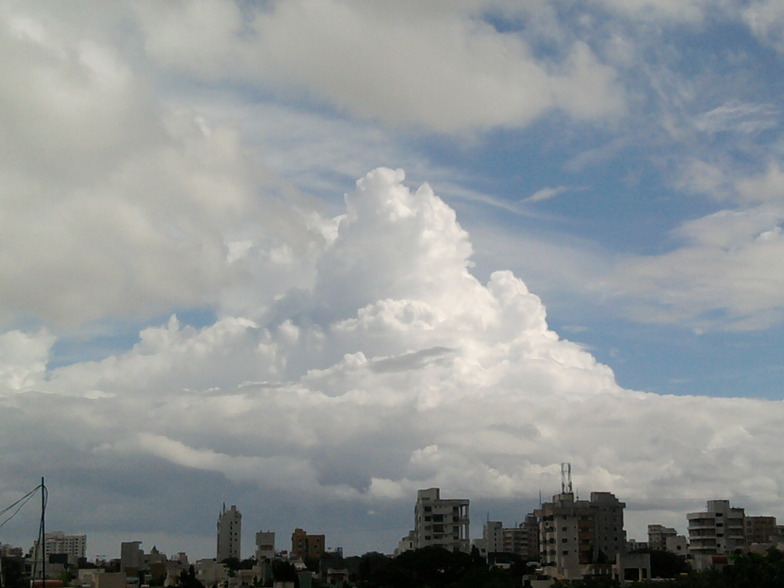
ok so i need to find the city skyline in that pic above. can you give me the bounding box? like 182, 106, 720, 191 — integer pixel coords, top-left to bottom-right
1, 0, 784, 561
1, 481, 779, 562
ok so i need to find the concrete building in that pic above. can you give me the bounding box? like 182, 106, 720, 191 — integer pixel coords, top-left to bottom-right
39, 532, 86, 564
614, 552, 651, 585
413, 488, 470, 552
522, 513, 540, 560
394, 530, 415, 556
217, 504, 242, 562
256, 531, 276, 561
536, 491, 627, 581
195, 558, 228, 586
687, 499, 746, 559
290, 528, 325, 559
474, 518, 538, 562
476, 521, 503, 558
591, 492, 627, 561
666, 534, 689, 557
500, 526, 529, 557
745, 516, 777, 545
648, 524, 678, 551
537, 492, 594, 581
626, 539, 648, 552
120, 541, 143, 572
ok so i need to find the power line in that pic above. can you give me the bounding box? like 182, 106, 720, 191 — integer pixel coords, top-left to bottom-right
1, 480, 47, 588
0, 484, 41, 529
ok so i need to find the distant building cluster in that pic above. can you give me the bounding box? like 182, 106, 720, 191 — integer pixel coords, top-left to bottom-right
3, 469, 784, 587
390, 466, 784, 584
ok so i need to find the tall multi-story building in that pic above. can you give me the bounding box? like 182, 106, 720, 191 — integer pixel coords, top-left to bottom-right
120, 541, 143, 572
478, 521, 503, 556
536, 491, 627, 581
500, 526, 528, 557
648, 524, 678, 551
537, 492, 595, 580
522, 513, 540, 560
687, 499, 745, 559
413, 488, 470, 552
216, 504, 242, 562
290, 528, 325, 559
591, 492, 627, 561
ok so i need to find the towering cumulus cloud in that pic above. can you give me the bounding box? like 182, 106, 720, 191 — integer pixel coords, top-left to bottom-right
3, 168, 783, 553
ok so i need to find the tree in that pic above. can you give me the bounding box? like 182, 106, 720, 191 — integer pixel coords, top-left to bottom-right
179, 565, 206, 588
271, 560, 298, 586
1, 557, 27, 588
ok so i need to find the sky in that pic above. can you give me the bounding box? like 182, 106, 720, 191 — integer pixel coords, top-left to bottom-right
1, 0, 784, 561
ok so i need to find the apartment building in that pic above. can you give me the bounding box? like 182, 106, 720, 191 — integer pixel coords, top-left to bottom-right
255, 531, 276, 561
745, 516, 777, 545
687, 499, 745, 558
591, 492, 627, 561
216, 504, 242, 562
413, 488, 470, 552
32, 531, 86, 565
647, 524, 677, 551
536, 491, 627, 581
537, 492, 595, 580
290, 528, 325, 559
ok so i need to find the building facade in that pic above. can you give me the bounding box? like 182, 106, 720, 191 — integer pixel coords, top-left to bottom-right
290, 528, 325, 559
687, 499, 746, 559
536, 491, 627, 581
255, 531, 275, 561
216, 504, 242, 562
413, 488, 470, 552
33, 531, 86, 565
120, 541, 143, 572
522, 513, 540, 560
537, 492, 594, 580
745, 516, 777, 545
647, 524, 678, 551
590, 492, 627, 561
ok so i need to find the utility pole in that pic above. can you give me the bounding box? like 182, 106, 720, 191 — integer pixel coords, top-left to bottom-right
41, 477, 46, 588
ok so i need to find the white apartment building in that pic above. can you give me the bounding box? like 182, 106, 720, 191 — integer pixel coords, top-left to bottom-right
687, 499, 746, 563
255, 531, 275, 561
413, 488, 470, 552
217, 504, 242, 562
32, 531, 86, 565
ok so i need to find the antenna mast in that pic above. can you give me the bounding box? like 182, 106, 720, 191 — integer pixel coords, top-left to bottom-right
560, 462, 572, 494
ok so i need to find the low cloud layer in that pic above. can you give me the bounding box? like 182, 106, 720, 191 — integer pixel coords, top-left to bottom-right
3, 169, 784, 556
